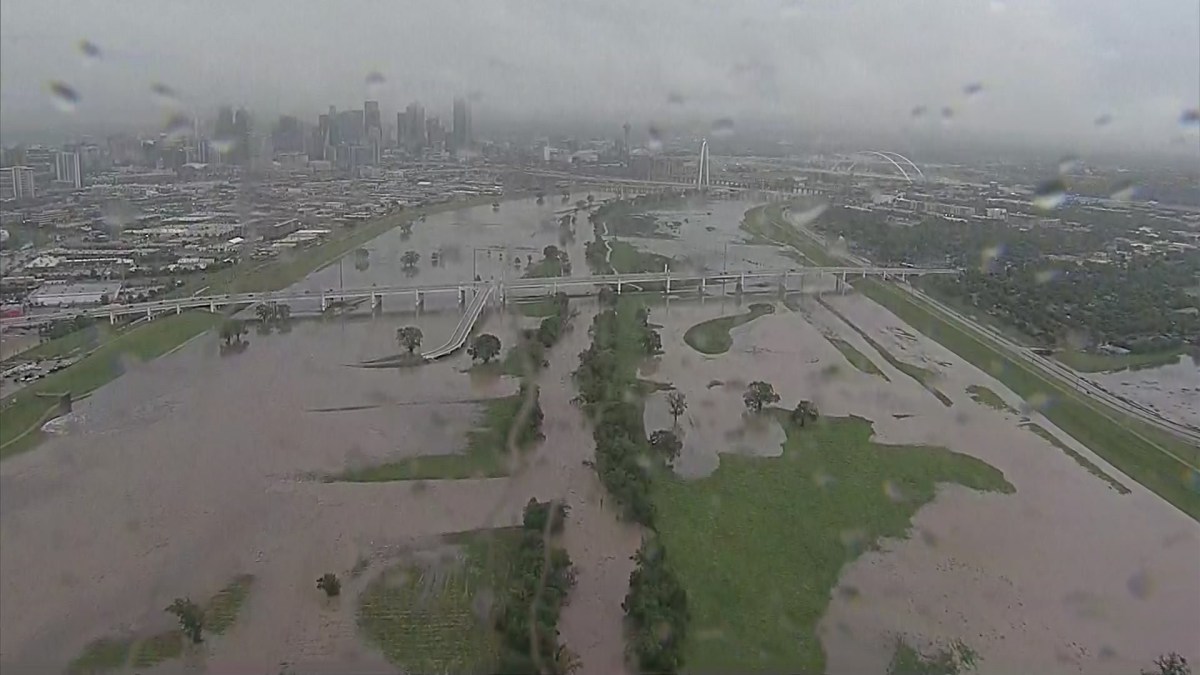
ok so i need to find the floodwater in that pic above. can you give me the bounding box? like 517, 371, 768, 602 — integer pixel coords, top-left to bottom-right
1090, 355, 1200, 430
1, 195, 1196, 674
644, 292, 1200, 674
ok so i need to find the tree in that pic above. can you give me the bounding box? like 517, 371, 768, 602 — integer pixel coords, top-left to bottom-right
316, 573, 341, 597
553, 645, 583, 675
255, 303, 272, 322
396, 326, 423, 354
667, 392, 687, 426
743, 381, 780, 413
543, 244, 560, 260
276, 303, 291, 321
791, 400, 819, 427
1143, 653, 1191, 675
401, 250, 420, 269
468, 333, 502, 364
166, 598, 204, 644
649, 430, 682, 464
219, 319, 246, 345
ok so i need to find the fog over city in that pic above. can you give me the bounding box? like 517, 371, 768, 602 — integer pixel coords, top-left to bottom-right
2, 0, 1198, 153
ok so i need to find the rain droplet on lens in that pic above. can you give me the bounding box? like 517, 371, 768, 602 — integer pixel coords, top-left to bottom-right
1108, 180, 1138, 202
941, 106, 954, 119
1034, 268, 1060, 284
1032, 177, 1067, 210
210, 137, 237, 154
164, 112, 193, 139
963, 82, 984, 97
151, 82, 179, 108
48, 81, 80, 112
647, 124, 664, 151
882, 480, 906, 503
1126, 569, 1153, 599
667, 91, 685, 105
1178, 108, 1199, 127
365, 71, 385, 85
1057, 154, 1080, 174
910, 105, 927, 118
979, 244, 1005, 272
711, 117, 735, 138
79, 39, 101, 62
1094, 113, 1113, 127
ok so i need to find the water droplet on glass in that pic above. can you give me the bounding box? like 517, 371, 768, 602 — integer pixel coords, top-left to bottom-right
1108, 180, 1138, 202
365, 71, 385, 97
882, 480, 906, 503
1094, 113, 1113, 127
210, 137, 237, 154
79, 39, 102, 63
1126, 569, 1153, 599
163, 112, 193, 139
1032, 178, 1067, 210
666, 91, 685, 105
836, 585, 861, 601
839, 529, 868, 555
979, 244, 1005, 272
1057, 155, 1080, 174
1178, 108, 1199, 128
647, 124, 664, 152
711, 117, 735, 138
150, 82, 179, 108
941, 106, 955, 120
812, 470, 834, 489
1034, 269, 1061, 284
910, 105, 927, 118
48, 81, 79, 112
963, 82, 984, 97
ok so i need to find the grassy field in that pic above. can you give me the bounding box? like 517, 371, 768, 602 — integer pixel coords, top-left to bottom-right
825, 336, 889, 380
750, 205, 1200, 519
1055, 347, 1187, 373
683, 303, 775, 354
357, 529, 522, 673
608, 240, 672, 274
1021, 422, 1130, 494
653, 413, 1012, 673
329, 389, 540, 481
966, 385, 1016, 414
0, 312, 222, 460
205, 574, 256, 635
515, 297, 565, 318
67, 637, 134, 674
129, 630, 184, 668
4, 322, 118, 364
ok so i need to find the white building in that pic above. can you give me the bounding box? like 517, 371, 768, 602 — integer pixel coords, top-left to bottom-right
28, 281, 123, 307
55, 151, 82, 189
0, 166, 36, 200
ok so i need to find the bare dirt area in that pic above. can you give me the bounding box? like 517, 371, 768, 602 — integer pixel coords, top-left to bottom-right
647, 291, 1200, 674
0, 298, 630, 673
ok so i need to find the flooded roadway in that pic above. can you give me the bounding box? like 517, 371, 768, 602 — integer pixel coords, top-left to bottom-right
0, 195, 1196, 674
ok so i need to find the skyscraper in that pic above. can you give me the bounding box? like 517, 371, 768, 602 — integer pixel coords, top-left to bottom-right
55, 151, 82, 188
364, 101, 381, 138
452, 97, 471, 154
404, 102, 426, 152
0, 166, 36, 200
233, 108, 252, 164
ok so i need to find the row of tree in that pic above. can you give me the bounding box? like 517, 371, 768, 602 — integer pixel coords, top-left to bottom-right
493, 498, 579, 674
524, 245, 573, 278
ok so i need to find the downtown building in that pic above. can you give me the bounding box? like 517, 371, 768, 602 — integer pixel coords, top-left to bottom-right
0, 166, 36, 201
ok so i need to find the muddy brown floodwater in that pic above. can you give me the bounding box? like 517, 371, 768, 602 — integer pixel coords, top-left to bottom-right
1, 196, 1196, 675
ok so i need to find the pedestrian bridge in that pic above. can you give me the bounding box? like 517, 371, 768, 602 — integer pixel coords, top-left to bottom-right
0, 266, 958, 330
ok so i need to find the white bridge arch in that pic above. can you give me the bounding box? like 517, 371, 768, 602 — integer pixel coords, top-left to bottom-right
842, 150, 926, 182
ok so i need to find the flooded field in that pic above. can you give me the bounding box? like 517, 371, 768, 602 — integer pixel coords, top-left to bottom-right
1090, 355, 1200, 430
1, 195, 1196, 674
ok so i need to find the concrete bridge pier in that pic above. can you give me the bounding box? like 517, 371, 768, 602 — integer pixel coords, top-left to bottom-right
736, 273, 745, 295
209, 300, 217, 312
699, 277, 706, 295
458, 287, 467, 305
320, 295, 328, 312
109, 312, 117, 325
616, 279, 623, 294
664, 273, 671, 295
839, 271, 848, 294
414, 289, 424, 310
175, 305, 182, 315
372, 293, 383, 313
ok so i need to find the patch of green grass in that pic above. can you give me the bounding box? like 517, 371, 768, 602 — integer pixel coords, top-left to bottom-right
522, 257, 566, 278
754, 202, 1200, 518
653, 413, 1012, 673
683, 303, 775, 354
5, 322, 118, 364
1055, 347, 1186, 373
819, 297, 952, 407
515, 298, 563, 317
966, 385, 1017, 414
67, 636, 133, 674
204, 574, 255, 635
608, 240, 672, 274
826, 336, 889, 380
357, 529, 522, 673
130, 630, 183, 668
330, 388, 542, 481
0, 312, 221, 459
1022, 423, 1130, 494
888, 638, 978, 675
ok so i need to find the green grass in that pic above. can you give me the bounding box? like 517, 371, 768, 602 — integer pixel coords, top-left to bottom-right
4, 322, 118, 364
653, 413, 1013, 673
888, 638, 978, 675
825, 336, 889, 380
515, 297, 564, 317
966, 385, 1016, 414
0, 312, 221, 460
129, 630, 183, 668
67, 636, 133, 674
1055, 347, 1186, 373
329, 389, 541, 481
752, 203, 1200, 518
357, 528, 522, 673
818, 297, 952, 407
1022, 423, 1130, 494
608, 240, 672, 274
683, 303, 775, 354
204, 574, 255, 635
522, 256, 567, 278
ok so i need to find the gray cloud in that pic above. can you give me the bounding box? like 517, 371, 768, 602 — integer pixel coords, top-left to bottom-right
1, 0, 1196, 153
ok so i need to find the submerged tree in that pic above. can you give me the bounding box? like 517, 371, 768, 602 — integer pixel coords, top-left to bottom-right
468, 333, 502, 364
316, 573, 342, 597
396, 326, 423, 354
166, 598, 205, 644
667, 392, 687, 426
791, 400, 819, 427
743, 381, 780, 413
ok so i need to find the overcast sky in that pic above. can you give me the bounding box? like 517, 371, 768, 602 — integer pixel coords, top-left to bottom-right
1, 0, 1197, 155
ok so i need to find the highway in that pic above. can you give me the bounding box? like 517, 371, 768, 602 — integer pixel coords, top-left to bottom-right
421, 283, 494, 360
784, 212, 1200, 450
